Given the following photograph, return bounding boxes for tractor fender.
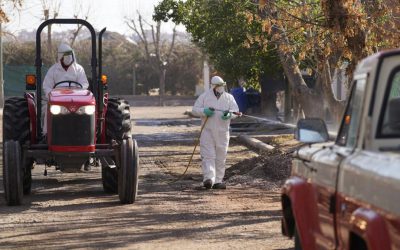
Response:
[349,207,391,250]
[25,93,37,143]
[282,176,319,250]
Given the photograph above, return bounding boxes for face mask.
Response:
[215,86,225,94]
[62,55,74,66]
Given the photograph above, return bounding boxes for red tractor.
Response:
[2,19,139,205]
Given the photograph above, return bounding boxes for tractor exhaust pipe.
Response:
[98,28,106,85]
[97,28,106,140]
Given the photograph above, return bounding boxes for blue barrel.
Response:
[246,88,261,109]
[230,87,248,112]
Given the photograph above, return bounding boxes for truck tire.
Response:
[3,140,23,205]
[118,138,139,204]
[3,97,33,195]
[101,98,131,194]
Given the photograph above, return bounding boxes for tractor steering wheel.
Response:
[53,80,83,89]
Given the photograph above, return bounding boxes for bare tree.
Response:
[0,0,22,23]
[69,1,91,47]
[126,12,177,101]
[41,0,60,60]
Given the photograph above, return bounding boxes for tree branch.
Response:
[166,25,177,64]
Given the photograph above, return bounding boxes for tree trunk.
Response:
[275,47,323,118]
[158,68,166,106]
[259,74,282,117]
[258,1,324,119]
[260,88,277,117]
[43,9,53,61]
[261,10,321,117]
[284,79,293,123]
[47,25,52,53]
[320,62,346,126]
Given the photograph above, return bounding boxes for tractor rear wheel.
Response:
[118,138,139,204]
[3,96,33,195]
[3,140,23,205]
[106,98,131,140]
[101,98,131,194]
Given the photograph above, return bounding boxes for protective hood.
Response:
[211,76,226,86]
[57,43,77,65]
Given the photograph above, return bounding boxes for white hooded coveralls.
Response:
[42,61,89,134]
[192,88,239,184]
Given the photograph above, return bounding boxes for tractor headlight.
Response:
[76,105,95,115]
[50,105,70,115]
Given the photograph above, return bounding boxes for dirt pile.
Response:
[225,135,303,188]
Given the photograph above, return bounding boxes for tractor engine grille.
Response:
[51,114,95,146]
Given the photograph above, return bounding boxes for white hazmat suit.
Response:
[42,43,89,135]
[192,82,239,187]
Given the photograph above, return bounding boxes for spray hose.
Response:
[168,116,209,184]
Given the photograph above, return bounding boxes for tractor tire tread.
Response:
[3,97,33,195]
[105,98,131,141]
[101,98,131,194]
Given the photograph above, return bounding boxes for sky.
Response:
[4,0,183,35]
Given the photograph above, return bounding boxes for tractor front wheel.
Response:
[118,137,139,204]
[3,140,23,206]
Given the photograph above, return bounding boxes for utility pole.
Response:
[0,21,4,108]
[203,60,210,91]
[159,61,167,106]
[132,63,138,95]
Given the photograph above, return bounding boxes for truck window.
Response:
[378,69,400,137]
[336,79,366,147]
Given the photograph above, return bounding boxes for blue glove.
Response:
[203,108,215,117]
[221,111,232,120]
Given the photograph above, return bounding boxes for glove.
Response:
[203,107,215,117]
[221,111,232,120]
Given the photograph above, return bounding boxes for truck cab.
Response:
[281,49,400,250]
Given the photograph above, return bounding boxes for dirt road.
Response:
[0,106,294,249]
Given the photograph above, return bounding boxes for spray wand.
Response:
[209,107,242,116]
[209,107,283,124]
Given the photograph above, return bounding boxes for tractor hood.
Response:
[49,88,95,106]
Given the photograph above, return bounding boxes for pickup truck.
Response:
[281,49,400,250]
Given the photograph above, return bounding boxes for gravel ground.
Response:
[0,106,294,249]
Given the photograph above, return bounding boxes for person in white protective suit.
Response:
[42,43,89,136]
[192,76,241,189]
